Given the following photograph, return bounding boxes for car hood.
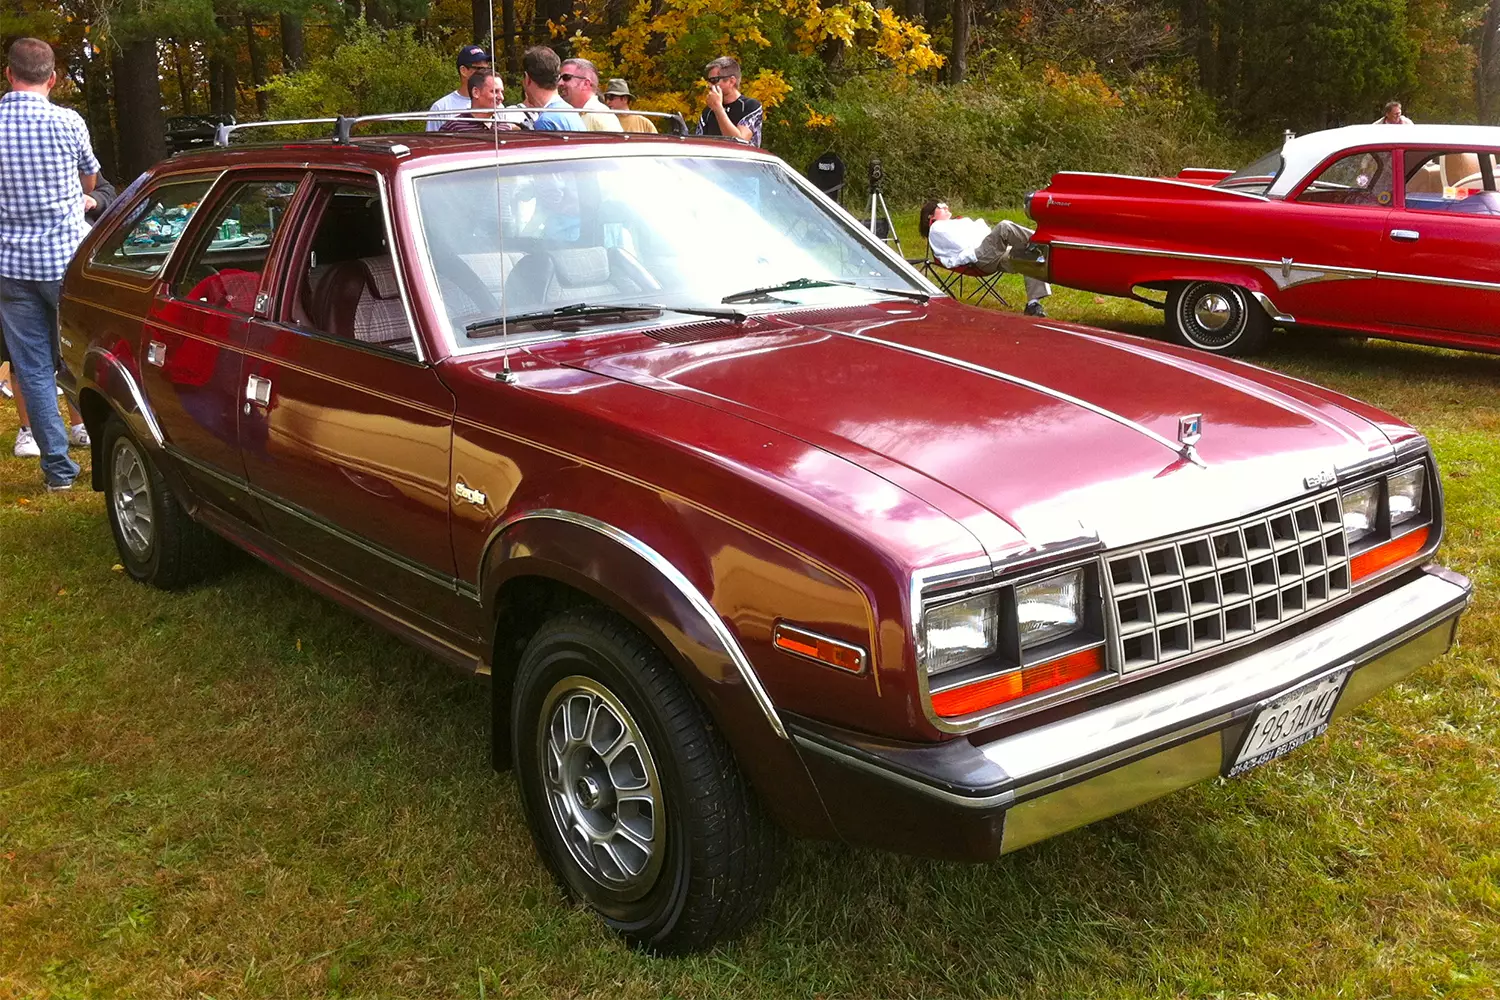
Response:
[565,301,1403,561]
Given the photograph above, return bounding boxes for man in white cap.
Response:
[604,78,656,133]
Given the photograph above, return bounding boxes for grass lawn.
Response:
[2,215,1498,997]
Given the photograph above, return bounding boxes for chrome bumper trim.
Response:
[983,566,1468,800]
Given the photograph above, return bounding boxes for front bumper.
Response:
[791,564,1470,861]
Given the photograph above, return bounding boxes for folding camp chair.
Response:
[915,242,1011,308]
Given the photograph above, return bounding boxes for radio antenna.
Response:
[489,0,515,382]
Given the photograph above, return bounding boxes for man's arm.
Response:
[81,172,97,194]
[713,104,752,142]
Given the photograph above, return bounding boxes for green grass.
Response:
[3,231,1498,997]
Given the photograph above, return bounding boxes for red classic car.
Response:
[1026,124,1500,355]
[58,119,1471,952]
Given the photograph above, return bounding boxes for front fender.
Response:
[78,345,167,492]
[480,510,838,841]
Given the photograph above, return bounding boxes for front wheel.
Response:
[1165,281,1272,356]
[511,607,782,953]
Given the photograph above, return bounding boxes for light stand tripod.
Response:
[866,158,903,256]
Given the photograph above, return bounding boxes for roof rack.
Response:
[212,109,694,147]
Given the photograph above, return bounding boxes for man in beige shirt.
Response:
[604,79,657,133]
[558,58,624,131]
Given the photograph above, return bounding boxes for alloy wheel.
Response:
[111,437,155,558]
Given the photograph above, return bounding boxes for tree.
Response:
[1481,0,1500,122]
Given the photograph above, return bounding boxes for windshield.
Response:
[412,155,924,348]
[1215,149,1283,195]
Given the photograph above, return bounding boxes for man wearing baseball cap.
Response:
[603,78,656,133]
[427,45,492,131]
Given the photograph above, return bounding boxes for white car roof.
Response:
[1268,123,1500,197]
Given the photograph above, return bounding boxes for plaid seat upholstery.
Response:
[351,256,414,348]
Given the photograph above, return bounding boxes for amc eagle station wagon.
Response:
[57,118,1471,953]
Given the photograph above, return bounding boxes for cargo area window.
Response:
[89,177,215,276]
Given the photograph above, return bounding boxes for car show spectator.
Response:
[515,46,579,131]
[696,56,762,146]
[0,37,98,488]
[439,70,522,132]
[919,199,1051,316]
[1375,100,1413,124]
[604,79,656,133]
[427,45,492,131]
[558,58,623,132]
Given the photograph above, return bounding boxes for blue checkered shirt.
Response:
[0,91,101,282]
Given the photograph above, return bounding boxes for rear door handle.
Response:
[1390,229,1420,242]
[244,374,272,409]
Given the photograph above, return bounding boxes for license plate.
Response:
[1227,669,1350,778]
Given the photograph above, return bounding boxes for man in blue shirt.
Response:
[515,46,581,131]
[0,37,99,491]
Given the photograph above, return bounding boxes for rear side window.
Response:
[173,180,299,313]
[89,178,214,275]
[1297,151,1394,207]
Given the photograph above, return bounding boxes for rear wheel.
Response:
[103,416,228,589]
[1165,281,1271,356]
[511,607,782,953]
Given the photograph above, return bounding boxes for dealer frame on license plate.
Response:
[1225,667,1351,778]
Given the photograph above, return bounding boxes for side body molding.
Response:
[479,508,837,841]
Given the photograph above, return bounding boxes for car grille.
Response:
[1104,492,1350,672]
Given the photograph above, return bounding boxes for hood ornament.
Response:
[1177,414,1206,467]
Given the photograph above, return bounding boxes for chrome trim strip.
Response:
[833,328,1190,462]
[167,445,475,600]
[488,508,788,740]
[772,622,868,674]
[1049,238,1377,281]
[1378,269,1500,293]
[1250,290,1295,324]
[84,347,164,447]
[982,568,1469,798]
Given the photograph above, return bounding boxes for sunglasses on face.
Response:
[558,73,591,84]
[706,75,733,85]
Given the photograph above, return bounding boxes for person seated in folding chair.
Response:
[919,200,1051,317]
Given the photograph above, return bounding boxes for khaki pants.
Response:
[973,220,1051,303]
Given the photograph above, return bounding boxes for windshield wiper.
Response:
[465,302,746,338]
[721,276,929,305]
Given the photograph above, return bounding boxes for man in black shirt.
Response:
[696,56,762,147]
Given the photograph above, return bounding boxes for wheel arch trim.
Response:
[81,346,165,449]
[482,508,788,741]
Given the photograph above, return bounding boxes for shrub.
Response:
[264,20,454,126]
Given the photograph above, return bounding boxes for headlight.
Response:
[1016,569,1084,648]
[1341,482,1380,544]
[923,593,999,676]
[1388,466,1425,527]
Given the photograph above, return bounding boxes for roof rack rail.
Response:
[212,109,695,147]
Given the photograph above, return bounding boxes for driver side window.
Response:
[173,180,299,313]
[1297,151,1393,207]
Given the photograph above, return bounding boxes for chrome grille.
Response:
[1105,492,1349,672]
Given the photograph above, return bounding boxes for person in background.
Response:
[696,56,762,146]
[558,58,623,132]
[426,45,492,132]
[1375,100,1413,124]
[439,70,521,132]
[515,46,579,131]
[919,199,1051,317]
[603,79,656,134]
[0,37,98,489]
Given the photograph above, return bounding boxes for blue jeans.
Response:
[0,277,79,487]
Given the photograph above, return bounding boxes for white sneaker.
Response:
[69,422,90,448]
[13,426,40,458]
[0,380,12,399]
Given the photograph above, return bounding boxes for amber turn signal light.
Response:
[772,623,866,673]
[931,646,1105,718]
[1350,525,1430,582]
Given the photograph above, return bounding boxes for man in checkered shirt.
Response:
[0,37,100,491]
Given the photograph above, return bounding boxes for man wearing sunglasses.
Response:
[558,58,624,131]
[696,56,762,147]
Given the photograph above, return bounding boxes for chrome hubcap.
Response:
[540,676,664,898]
[1194,293,1233,331]
[111,439,154,558]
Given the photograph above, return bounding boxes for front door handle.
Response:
[1390,228,1421,242]
[244,374,272,408]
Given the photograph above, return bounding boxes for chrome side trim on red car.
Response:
[83,346,165,447]
[486,508,789,740]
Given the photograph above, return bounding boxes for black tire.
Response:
[102,416,228,589]
[511,606,782,953]
[1165,281,1272,356]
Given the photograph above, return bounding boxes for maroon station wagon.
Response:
[57,119,1471,952]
